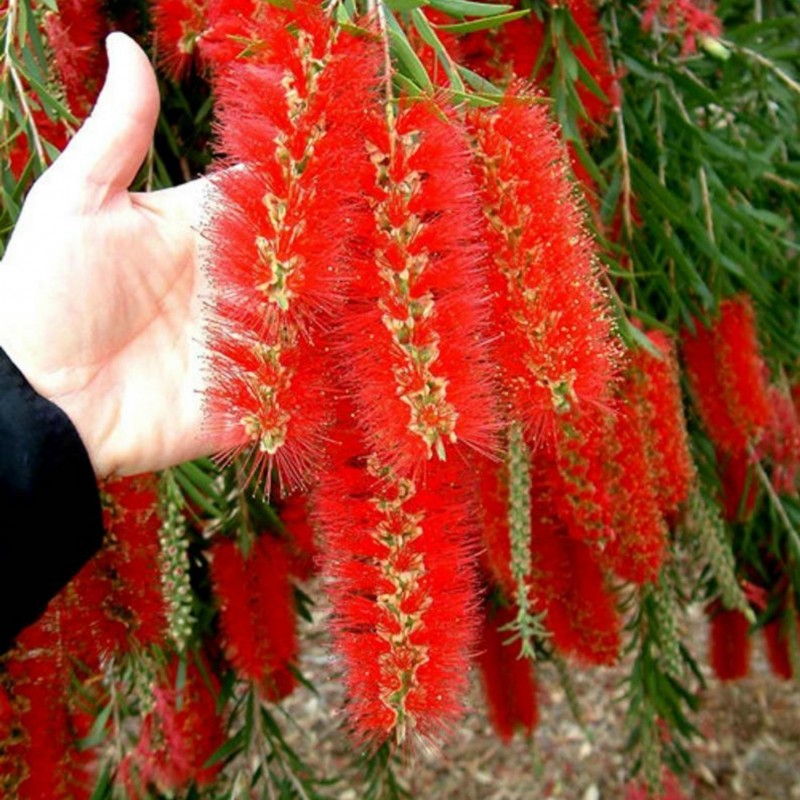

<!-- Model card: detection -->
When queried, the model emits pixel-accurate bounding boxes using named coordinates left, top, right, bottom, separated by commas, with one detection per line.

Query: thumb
left=49, top=32, right=159, bottom=202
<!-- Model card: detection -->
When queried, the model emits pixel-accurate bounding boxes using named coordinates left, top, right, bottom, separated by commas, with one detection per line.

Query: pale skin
left=0, top=33, right=236, bottom=478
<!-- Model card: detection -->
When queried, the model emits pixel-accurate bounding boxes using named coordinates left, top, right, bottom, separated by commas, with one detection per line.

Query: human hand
left=0, top=33, right=230, bottom=477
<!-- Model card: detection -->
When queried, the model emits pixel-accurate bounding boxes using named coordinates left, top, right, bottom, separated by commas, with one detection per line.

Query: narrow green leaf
left=386, top=9, right=434, bottom=91
left=435, top=8, right=528, bottom=33
left=429, top=0, right=513, bottom=16
left=410, top=7, right=465, bottom=92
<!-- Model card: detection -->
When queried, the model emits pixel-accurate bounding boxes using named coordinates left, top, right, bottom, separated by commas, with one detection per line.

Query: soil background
left=281, top=600, right=800, bottom=799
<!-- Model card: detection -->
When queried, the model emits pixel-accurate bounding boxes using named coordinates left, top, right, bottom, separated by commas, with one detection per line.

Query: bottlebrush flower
left=209, top=534, right=298, bottom=701
left=603, top=388, right=668, bottom=585
left=151, top=0, right=208, bottom=80
left=197, top=0, right=258, bottom=70
left=314, top=422, right=479, bottom=745
left=549, top=404, right=614, bottom=544
left=682, top=295, right=771, bottom=455
left=476, top=601, right=538, bottom=742
left=763, top=617, right=797, bottom=680
left=1, top=609, right=95, bottom=800
left=338, top=100, right=499, bottom=475
left=275, top=492, right=319, bottom=580
left=709, top=607, right=751, bottom=681
left=758, top=384, right=800, bottom=496
left=717, top=449, right=758, bottom=523
left=101, top=475, right=168, bottom=649
left=43, top=0, right=108, bottom=118
left=628, top=332, right=695, bottom=518
left=477, top=455, right=621, bottom=665
left=642, top=0, right=722, bottom=56
left=118, top=655, right=225, bottom=795
left=468, top=89, right=618, bottom=445
left=204, top=5, right=381, bottom=491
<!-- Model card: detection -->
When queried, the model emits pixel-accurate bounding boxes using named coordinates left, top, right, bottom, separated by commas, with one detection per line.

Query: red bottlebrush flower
left=717, top=448, right=758, bottom=523
left=204, top=6, right=381, bottom=491
left=603, top=389, right=668, bottom=585
left=763, top=618, right=794, bottom=680
left=550, top=404, right=614, bottom=544
left=102, top=475, right=168, bottom=649
left=339, top=100, right=499, bottom=475
left=642, top=0, right=722, bottom=55
left=43, top=0, right=108, bottom=117
left=629, top=331, right=695, bottom=518
left=118, top=655, right=225, bottom=795
left=468, top=90, right=618, bottom=445
left=197, top=0, right=258, bottom=69
left=275, top=492, right=319, bottom=580
left=2, top=609, right=95, bottom=800
left=477, top=455, right=515, bottom=597
left=709, top=607, right=751, bottom=681
left=209, top=534, right=298, bottom=701
left=758, top=384, right=800, bottom=496
left=476, top=601, right=538, bottom=742
left=314, top=423, right=479, bottom=745
left=682, top=295, right=772, bottom=455
left=625, top=770, right=688, bottom=800
left=151, top=0, right=208, bottom=80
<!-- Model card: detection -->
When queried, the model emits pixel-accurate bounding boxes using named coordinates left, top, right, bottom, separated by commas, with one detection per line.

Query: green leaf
left=435, top=8, right=528, bottom=33
left=386, top=9, right=434, bottom=92
left=385, top=0, right=429, bottom=11
left=429, top=0, right=513, bottom=16
left=410, top=7, right=466, bottom=92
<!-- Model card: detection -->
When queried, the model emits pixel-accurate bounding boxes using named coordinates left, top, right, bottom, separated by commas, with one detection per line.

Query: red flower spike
left=758, top=384, right=800, bottom=496
left=338, top=100, right=499, bottom=475
left=642, top=0, right=722, bottom=55
left=468, top=90, right=619, bottom=445
left=205, top=7, right=382, bottom=491
left=2, top=608, right=96, bottom=800
left=476, top=601, right=538, bottom=742
left=682, top=295, right=771, bottom=456
left=118, top=655, right=225, bottom=795
left=43, top=0, right=108, bottom=118
left=209, top=534, right=299, bottom=701
left=763, top=617, right=798, bottom=680
left=198, top=0, right=260, bottom=69
left=314, top=423, right=479, bottom=746
left=709, top=607, right=751, bottom=681
left=625, top=770, right=688, bottom=800
left=629, top=332, right=695, bottom=518
left=550, top=404, right=614, bottom=544
left=101, top=475, right=168, bottom=649
left=603, top=390, right=668, bottom=585
left=717, top=448, right=758, bottom=523
left=275, top=492, right=319, bottom=580
left=476, top=456, right=515, bottom=597
left=151, top=0, right=208, bottom=80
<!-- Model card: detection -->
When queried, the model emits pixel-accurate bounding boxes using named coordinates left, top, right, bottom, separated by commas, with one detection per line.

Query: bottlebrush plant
left=1, top=0, right=798, bottom=798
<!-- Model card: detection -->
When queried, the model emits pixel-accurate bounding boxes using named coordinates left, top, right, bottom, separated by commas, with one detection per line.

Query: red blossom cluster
left=709, top=607, right=751, bottom=681
left=209, top=534, right=299, bottom=701
left=642, top=0, right=722, bottom=55
left=682, top=295, right=773, bottom=520
left=8, top=0, right=107, bottom=177
left=118, top=656, right=225, bottom=796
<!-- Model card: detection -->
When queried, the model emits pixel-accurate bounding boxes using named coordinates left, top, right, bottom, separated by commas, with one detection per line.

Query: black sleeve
left=0, top=347, right=105, bottom=654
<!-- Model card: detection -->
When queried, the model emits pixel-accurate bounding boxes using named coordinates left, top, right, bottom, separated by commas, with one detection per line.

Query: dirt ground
left=280, top=601, right=800, bottom=800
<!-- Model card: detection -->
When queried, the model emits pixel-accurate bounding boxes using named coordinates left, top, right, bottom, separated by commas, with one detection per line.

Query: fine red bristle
left=682, top=295, right=771, bottom=456
left=118, top=655, right=225, bottom=795
left=337, top=100, right=500, bottom=475
left=468, top=89, right=619, bottom=445
left=314, top=420, right=480, bottom=746
left=630, top=332, right=695, bottom=518
left=476, top=601, right=538, bottom=742
left=642, top=0, right=722, bottom=55
left=763, top=617, right=796, bottom=680
left=151, top=0, right=208, bottom=80
left=102, top=475, right=168, bottom=649
left=204, top=7, right=382, bottom=491
left=43, top=0, right=108, bottom=117
left=709, top=607, right=751, bottom=681
left=603, top=389, right=668, bottom=585
left=209, top=534, right=298, bottom=701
